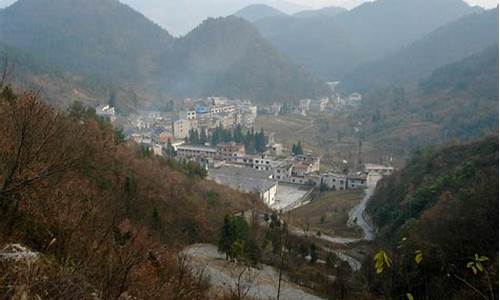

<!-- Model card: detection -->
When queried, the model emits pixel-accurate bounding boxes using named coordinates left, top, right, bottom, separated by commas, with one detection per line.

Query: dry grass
left=289, top=190, right=364, bottom=238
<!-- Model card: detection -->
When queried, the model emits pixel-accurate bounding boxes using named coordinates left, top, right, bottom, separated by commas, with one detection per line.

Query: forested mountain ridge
left=0, top=0, right=174, bottom=83
left=365, top=136, right=498, bottom=299
left=234, top=4, right=287, bottom=22
left=342, top=7, right=499, bottom=93
left=355, top=45, right=499, bottom=158
left=0, top=0, right=328, bottom=104
left=293, top=6, right=347, bottom=18
left=162, top=16, right=329, bottom=102
left=253, top=0, right=481, bottom=80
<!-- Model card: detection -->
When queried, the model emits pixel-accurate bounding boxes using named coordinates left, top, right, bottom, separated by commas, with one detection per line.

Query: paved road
left=289, top=187, right=377, bottom=271
left=347, top=187, right=376, bottom=241
left=183, top=244, right=325, bottom=300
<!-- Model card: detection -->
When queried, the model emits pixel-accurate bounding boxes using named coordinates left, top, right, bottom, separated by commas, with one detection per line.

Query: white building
left=176, top=145, right=217, bottom=159
left=208, top=166, right=278, bottom=207
left=321, top=173, right=348, bottom=190
left=96, top=105, right=116, bottom=122
left=173, top=118, right=196, bottom=139
left=365, top=163, right=394, bottom=176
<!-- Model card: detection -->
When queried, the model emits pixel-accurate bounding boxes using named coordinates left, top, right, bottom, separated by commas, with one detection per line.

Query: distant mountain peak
left=293, top=6, right=348, bottom=18
left=234, top=3, right=287, bottom=22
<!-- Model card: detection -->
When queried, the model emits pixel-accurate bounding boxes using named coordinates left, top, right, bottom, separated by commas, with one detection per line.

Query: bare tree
left=227, top=263, right=258, bottom=300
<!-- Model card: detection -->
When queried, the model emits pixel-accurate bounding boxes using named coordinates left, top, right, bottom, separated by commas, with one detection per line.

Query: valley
left=0, top=0, right=498, bottom=299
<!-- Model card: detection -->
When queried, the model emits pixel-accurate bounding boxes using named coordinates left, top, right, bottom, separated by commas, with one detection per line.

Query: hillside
left=0, top=83, right=259, bottom=299
left=343, top=7, right=498, bottom=92
left=0, top=0, right=174, bottom=84
left=162, top=16, right=329, bottom=102
left=365, top=137, right=498, bottom=299
left=254, top=0, right=480, bottom=80
left=0, top=0, right=327, bottom=104
left=121, top=0, right=308, bottom=36
left=234, top=4, right=287, bottom=22
left=355, top=46, right=499, bottom=158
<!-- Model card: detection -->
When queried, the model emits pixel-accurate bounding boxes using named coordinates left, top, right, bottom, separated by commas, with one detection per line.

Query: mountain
left=234, top=4, right=287, bottom=22
left=254, top=0, right=482, bottom=80
left=366, top=136, right=498, bottom=299
left=356, top=45, right=498, bottom=157
left=255, top=15, right=363, bottom=80
left=161, top=16, right=329, bottom=102
left=1, top=0, right=326, bottom=104
left=342, top=7, right=498, bottom=92
left=293, top=6, right=347, bottom=18
left=121, top=0, right=308, bottom=36
left=0, top=0, right=15, bottom=8
left=0, top=0, right=174, bottom=84
left=333, top=0, right=482, bottom=60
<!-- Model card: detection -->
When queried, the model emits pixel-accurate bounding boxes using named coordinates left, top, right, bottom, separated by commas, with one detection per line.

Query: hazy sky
left=0, top=0, right=498, bottom=10
left=288, top=0, right=498, bottom=9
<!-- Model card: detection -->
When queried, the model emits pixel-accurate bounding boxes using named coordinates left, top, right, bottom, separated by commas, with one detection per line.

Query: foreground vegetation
left=0, top=84, right=261, bottom=299
left=365, top=137, right=499, bottom=299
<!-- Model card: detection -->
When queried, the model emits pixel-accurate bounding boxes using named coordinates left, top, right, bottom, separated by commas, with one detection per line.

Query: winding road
left=289, top=187, right=377, bottom=271
left=347, top=187, right=376, bottom=241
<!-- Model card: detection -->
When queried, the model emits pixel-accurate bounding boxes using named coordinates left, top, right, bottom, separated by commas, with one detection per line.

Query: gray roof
left=208, top=166, right=276, bottom=194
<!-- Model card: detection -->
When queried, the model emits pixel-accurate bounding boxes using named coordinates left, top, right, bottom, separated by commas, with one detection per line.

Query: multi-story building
left=176, top=145, right=217, bottom=159
left=347, top=173, right=367, bottom=189
left=321, top=173, right=347, bottom=190
left=364, top=163, right=394, bottom=176
left=272, top=160, right=293, bottom=181
left=310, top=98, right=329, bottom=113
left=293, top=155, right=320, bottom=174
left=173, top=118, right=195, bottom=139
left=216, top=143, right=245, bottom=161
left=96, top=105, right=116, bottom=122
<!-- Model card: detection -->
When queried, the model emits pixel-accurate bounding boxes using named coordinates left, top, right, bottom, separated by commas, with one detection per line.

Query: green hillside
left=356, top=45, right=499, bottom=157
left=343, top=8, right=498, bottom=92
left=365, top=136, right=498, bottom=299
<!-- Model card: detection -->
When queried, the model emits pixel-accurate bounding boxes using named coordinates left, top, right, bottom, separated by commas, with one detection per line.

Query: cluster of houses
left=106, top=97, right=258, bottom=156
left=174, top=141, right=393, bottom=208
left=258, top=92, right=363, bottom=117
left=172, top=97, right=258, bottom=140
left=96, top=92, right=388, bottom=209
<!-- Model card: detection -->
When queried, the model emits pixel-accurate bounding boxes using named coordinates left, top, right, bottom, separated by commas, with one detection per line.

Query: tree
left=165, top=140, right=176, bottom=156
left=199, top=129, right=208, bottom=145
left=309, top=243, right=318, bottom=264
left=218, top=215, right=250, bottom=261
left=292, top=141, right=304, bottom=155
left=255, top=128, right=267, bottom=153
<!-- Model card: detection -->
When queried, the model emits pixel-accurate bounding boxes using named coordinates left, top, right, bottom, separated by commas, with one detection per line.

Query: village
left=95, top=92, right=393, bottom=211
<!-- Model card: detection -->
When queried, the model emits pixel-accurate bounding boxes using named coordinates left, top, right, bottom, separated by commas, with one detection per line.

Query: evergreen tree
left=297, top=142, right=304, bottom=155
left=219, top=215, right=233, bottom=260
left=200, top=129, right=208, bottom=144
left=255, top=128, right=267, bottom=153
left=309, top=243, right=318, bottom=264
left=233, top=124, right=244, bottom=143
left=292, top=141, right=304, bottom=155
left=218, top=215, right=250, bottom=261
left=165, top=140, right=176, bottom=156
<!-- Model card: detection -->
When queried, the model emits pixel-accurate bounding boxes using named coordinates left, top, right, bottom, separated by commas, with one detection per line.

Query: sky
left=287, top=0, right=498, bottom=9
left=0, top=0, right=497, bottom=35
left=0, top=0, right=498, bottom=10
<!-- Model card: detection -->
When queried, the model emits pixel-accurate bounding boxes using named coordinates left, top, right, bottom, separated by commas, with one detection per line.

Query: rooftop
left=208, top=166, right=276, bottom=194
left=177, top=145, right=217, bottom=152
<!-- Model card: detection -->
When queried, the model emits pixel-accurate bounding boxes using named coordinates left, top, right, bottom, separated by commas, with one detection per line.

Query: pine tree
left=309, top=243, right=318, bottom=264
left=296, top=141, right=304, bottom=155
left=200, top=129, right=208, bottom=144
